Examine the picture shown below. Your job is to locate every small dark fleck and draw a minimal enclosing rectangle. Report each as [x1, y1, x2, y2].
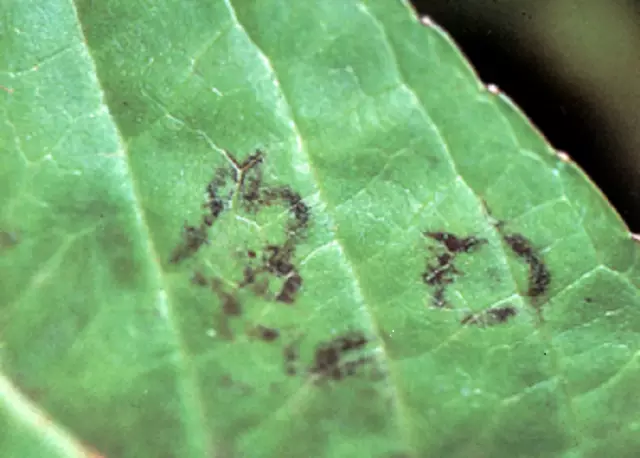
[239, 150, 264, 170]
[239, 266, 256, 287]
[584, 297, 593, 303]
[247, 250, 256, 258]
[170, 223, 209, 264]
[336, 330, 368, 352]
[191, 271, 208, 286]
[242, 176, 262, 206]
[421, 230, 487, 308]
[222, 293, 241, 316]
[284, 345, 297, 362]
[503, 233, 551, 298]
[422, 253, 458, 286]
[253, 325, 279, 342]
[264, 245, 294, 276]
[461, 306, 517, 327]
[488, 306, 517, 322]
[310, 331, 370, 382]
[204, 198, 224, 219]
[424, 231, 487, 253]
[260, 185, 310, 234]
[276, 273, 303, 304]
[503, 233, 532, 258]
[529, 260, 551, 297]
[432, 287, 448, 308]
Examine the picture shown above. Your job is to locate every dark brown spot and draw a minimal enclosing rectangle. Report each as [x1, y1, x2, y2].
[503, 233, 551, 298]
[422, 253, 458, 286]
[310, 331, 370, 382]
[424, 231, 487, 253]
[203, 167, 232, 219]
[237, 151, 264, 210]
[421, 230, 486, 308]
[211, 278, 242, 317]
[170, 223, 209, 264]
[221, 293, 241, 316]
[239, 266, 256, 288]
[432, 287, 447, 308]
[191, 271, 208, 286]
[252, 325, 279, 342]
[239, 150, 264, 170]
[276, 273, 303, 304]
[461, 306, 517, 327]
[247, 250, 256, 258]
[264, 244, 295, 276]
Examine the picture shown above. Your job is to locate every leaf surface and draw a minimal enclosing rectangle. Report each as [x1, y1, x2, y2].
[1, 1, 639, 457]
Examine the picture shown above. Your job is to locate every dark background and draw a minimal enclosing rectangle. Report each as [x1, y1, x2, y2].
[410, 0, 640, 232]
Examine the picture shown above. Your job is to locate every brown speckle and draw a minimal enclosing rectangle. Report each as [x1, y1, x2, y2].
[421, 230, 487, 308]
[461, 306, 517, 327]
[276, 273, 303, 304]
[170, 223, 209, 264]
[221, 293, 241, 316]
[503, 233, 551, 299]
[310, 331, 370, 382]
[191, 271, 208, 286]
[424, 231, 487, 254]
[252, 325, 279, 342]
[264, 244, 295, 276]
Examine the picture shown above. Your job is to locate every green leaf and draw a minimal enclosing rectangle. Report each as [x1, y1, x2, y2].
[2, 0, 639, 457]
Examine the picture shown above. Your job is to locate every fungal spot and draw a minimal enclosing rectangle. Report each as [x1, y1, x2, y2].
[264, 244, 295, 276]
[211, 278, 242, 317]
[584, 297, 593, 303]
[170, 159, 242, 264]
[482, 202, 553, 307]
[421, 231, 487, 308]
[170, 223, 209, 264]
[191, 271, 208, 287]
[461, 306, 517, 327]
[276, 273, 302, 304]
[502, 233, 551, 299]
[424, 231, 486, 254]
[173, 150, 314, 376]
[309, 330, 371, 382]
[250, 325, 280, 342]
[262, 186, 311, 233]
